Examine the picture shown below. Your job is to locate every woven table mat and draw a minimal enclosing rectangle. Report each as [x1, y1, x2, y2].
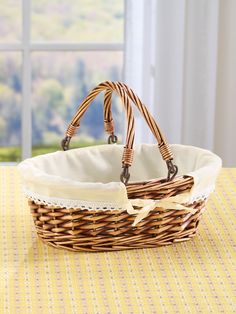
[0, 167, 235, 314]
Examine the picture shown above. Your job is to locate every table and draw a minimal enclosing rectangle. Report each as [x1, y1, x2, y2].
[0, 167, 236, 313]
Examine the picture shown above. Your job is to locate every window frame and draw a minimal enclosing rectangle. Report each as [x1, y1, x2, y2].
[0, 0, 125, 161]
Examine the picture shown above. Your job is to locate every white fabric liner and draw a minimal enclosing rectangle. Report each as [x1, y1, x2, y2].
[18, 144, 221, 220]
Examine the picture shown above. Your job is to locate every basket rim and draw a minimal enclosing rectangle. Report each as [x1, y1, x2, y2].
[18, 143, 221, 184]
[18, 143, 221, 213]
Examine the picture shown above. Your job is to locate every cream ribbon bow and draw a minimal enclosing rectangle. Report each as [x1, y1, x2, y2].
[126, 197, 197, 227]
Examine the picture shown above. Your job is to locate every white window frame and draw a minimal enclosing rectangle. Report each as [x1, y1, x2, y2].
[0, 0, 125, 161]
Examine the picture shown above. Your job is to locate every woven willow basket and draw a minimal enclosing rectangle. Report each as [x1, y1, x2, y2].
[19, 81, 221, 252]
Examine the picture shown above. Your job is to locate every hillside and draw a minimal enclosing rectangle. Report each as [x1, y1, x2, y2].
[0, 0, 124, 161]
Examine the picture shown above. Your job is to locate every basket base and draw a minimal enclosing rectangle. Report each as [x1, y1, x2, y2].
[28, 199, 205, 252]
[38, 234, 197, 252]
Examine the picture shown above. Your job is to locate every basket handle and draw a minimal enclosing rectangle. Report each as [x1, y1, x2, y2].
[62, 82, 136, 184]
[62, 81, 178, 184]
[103, 89, 118, 144]
[104, 82, 178, 182]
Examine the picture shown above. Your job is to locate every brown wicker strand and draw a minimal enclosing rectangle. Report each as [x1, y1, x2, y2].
[66, 124, 78, 137]
[104, 90, 114, 134]
[28, 174, 206, 252]
[38, 81, 210, 253]
[104, 119, 114, 134]
[122, 147, 134, 166]
[64, 81, 175, 165]
[68, 81, 135, 152]
[158, 143, 173, 161]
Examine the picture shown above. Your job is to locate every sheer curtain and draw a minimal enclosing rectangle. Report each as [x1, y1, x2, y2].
[124, 0, 236, 166]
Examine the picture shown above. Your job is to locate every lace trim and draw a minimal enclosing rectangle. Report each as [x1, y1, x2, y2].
[189, 186, 214, 203]
[23, 187, 125, 211]
[23, 186, 213, 212]
[190, 186, 215, 203]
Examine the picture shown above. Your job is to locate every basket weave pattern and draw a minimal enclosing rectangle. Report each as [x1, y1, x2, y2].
[29, 200, 205, 252]
[27, 82, 207, 252]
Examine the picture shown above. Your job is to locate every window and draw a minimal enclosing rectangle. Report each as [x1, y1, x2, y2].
[0, 0, 124, 162]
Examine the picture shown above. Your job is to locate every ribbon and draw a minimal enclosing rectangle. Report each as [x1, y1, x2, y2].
[126, 197, 197, 227]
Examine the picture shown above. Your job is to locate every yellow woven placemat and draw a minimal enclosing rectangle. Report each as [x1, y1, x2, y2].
[0, 167, 235, 313]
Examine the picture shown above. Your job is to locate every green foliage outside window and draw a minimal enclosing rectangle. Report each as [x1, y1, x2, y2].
[0, 0, 124, 162]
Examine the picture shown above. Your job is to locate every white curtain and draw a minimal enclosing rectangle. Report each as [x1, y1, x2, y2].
[124, 0, 236, 167]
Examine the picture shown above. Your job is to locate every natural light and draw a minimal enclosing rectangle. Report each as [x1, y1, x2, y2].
[0, 0, 124, 162]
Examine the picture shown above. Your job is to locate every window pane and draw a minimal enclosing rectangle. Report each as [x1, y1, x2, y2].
[31, 51, 123, 155]
[31, 0, 124, 43]
[0, 53, 21, 162]
[0, 0, 21, 43]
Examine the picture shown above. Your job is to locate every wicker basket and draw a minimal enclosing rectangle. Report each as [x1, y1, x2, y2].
[19, 81, 221, 252]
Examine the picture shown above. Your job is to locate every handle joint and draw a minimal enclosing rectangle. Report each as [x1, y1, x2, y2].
[108, 133, 118, 144]
[120, 165, 130, 185]
[166, 160, 178, 181]
[122, 147, 134, 166]
[61, 136, 71, 151]
[104, 119, 114, 134]
[66, 124, 79, 137]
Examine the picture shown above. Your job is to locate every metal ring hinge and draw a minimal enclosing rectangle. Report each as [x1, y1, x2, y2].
[61, 136, 71, 151]
[166, 160, 178, 181]
[108, 134, 118, 144]
[120, 165, 130, 185]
